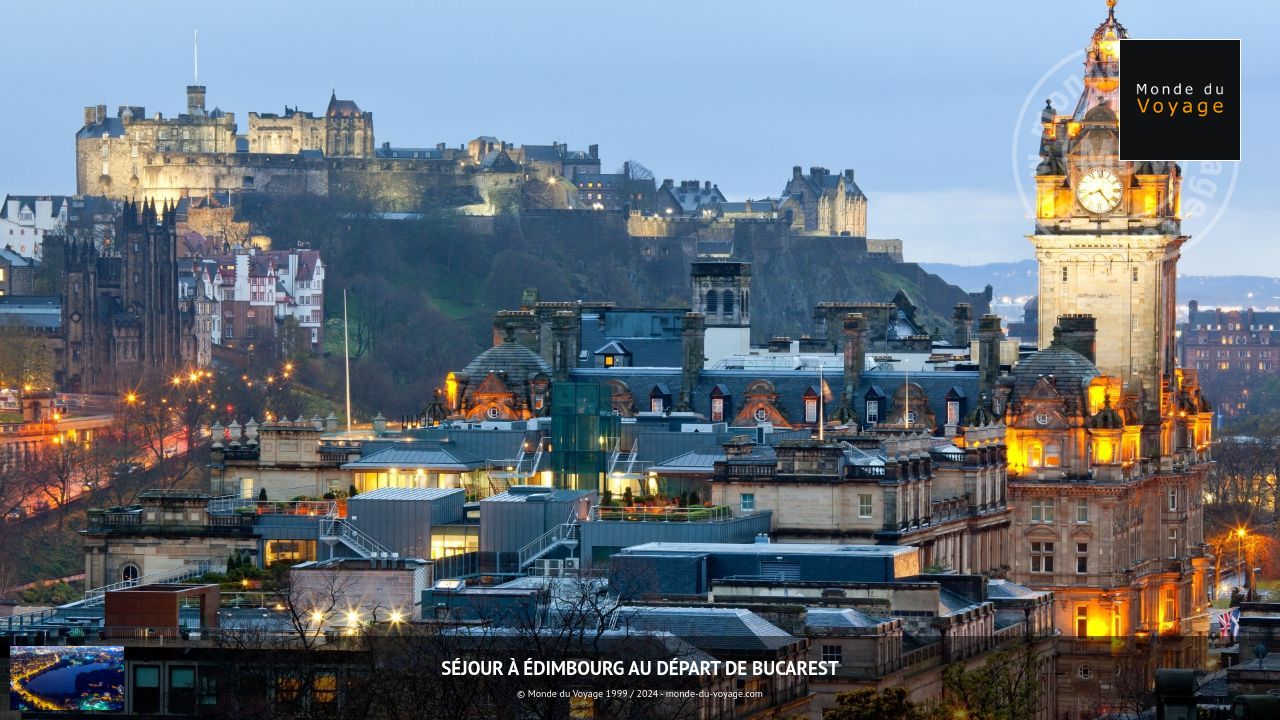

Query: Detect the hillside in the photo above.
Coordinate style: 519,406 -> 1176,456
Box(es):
241,196 -> 986,417
924,259 -> 1280,309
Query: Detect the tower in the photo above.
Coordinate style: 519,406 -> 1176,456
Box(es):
186,85 -> 206,117
690,260 -> 751,367
1029,0 -> 1182,429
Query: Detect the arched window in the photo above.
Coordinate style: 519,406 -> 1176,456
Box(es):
121,563 -> 140,583
1027,441 -> 1044,468
705,290 -> 718,314
722,290 -> 735,314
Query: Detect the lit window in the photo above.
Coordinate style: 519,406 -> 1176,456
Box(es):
1027,441 -> 1044,467
804,396 -> 818,424
1076,606 -> 1089,637
946,400 -> 960,425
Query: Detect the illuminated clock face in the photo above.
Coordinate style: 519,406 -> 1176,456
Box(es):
1076,167 -> 1124,214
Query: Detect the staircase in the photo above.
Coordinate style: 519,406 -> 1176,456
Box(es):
3,560 -> 224,631
319,514 -> 394,560
517,508 -> 581,571
488,438 -> 548,496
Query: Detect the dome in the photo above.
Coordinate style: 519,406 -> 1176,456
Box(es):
461,341 -> 553,396
1007,342 -> 1101,418
1088,394 -> 1124,429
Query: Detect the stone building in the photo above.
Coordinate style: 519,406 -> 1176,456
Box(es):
53,199 -> 205,393
1179,301 -> 1280,417
1006,6 -> 1216,715
780,166 -> 867,236
0,246 -> 36,296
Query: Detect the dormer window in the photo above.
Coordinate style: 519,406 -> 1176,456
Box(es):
865,399 -> 880,425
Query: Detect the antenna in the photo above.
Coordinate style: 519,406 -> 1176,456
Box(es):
193,30 -> 199,83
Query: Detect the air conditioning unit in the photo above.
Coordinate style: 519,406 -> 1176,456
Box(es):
563,558 -> 580,571
535,559 -> 564,577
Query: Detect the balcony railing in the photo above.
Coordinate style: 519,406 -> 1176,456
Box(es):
590,504 -> 737,523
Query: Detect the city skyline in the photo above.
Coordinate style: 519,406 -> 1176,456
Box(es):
0,0 -> 1274,275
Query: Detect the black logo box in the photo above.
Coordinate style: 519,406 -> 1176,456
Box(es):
1119,39 -> 1240,162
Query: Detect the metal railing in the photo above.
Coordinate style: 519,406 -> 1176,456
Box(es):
517,508 -> 580,569
319,516 -> 393,559
590,504 -> 735,523
77,560 -> 221,606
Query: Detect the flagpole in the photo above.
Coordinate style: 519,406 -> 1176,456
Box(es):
343,289 -> 352,434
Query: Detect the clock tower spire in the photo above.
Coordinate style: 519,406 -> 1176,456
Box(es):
1028,1 -> 1184,446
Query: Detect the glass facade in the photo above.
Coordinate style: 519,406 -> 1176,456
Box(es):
550,382 -> 620,492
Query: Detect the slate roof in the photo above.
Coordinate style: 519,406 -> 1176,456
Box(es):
520,145 -> 564,163
615,606 -> 798,652
569,366 -> 978,433
326,92 -> 363,117
0,248 -> 36,267
342,444 -> 485,471
76,117 -> 126,139
939,588 -> 984,615
1006,342 -> 1099,417
804,607 -> 885,629
0,295 -> 60,330
375,147 -> 444,159
1,195 -> 69,219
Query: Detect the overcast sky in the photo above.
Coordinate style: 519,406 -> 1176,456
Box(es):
1,0 -> 1274,275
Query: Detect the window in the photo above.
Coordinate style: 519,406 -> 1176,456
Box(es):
1076,499 -> 1089,523
711,397 -> 724,422
169,666 -> 197,714
1078,665 -> 1093,680
754,408 -> 768,422
859,493 -> 873,518
722,290 -> 734,314
1027,441 -> 1044,467
651,396 -> 664,413
1031,542 -> 1054,573
1168,528 -> 1179,558
865,400 -> 879,424
134,665 -> 161,713
1031,499 -> 1054,523
1164,588 -> 1177,624
741,493 -> 755,512
705,290 -> 718,314
1167,486 -> 1178,511
1061,267 -> 1069,282
1132,267 -> 1139,282
804,396 -> 819,423
821,645 -> 843,664
1045,443 -> 1062,467
603,354 -> 615,368
121,562 -> 140,583
1076,606 -> 1089,637
1077,543 -> 1089,574
946,400 -> 960,425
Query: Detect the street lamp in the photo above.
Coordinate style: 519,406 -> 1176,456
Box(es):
1237,527 -> 1250,601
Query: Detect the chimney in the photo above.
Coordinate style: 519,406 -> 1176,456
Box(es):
841,313 -> 867,402
1188,299 -> 1198,315
1055,314 -> 1097,363
96,105 -> 107,124
551,310 -> 579,382
372,412 -> 387,434
952,303 -> 973,346
704,180 -> 711,191
844,169 -> 854,182
767,337 -> 792,353
792,166 -> 803,179
325,413 -> 338,432
676,312 -> 705,411
83,106 -> 98,127
588,143 -> 598,160
976,314 -> 1003,406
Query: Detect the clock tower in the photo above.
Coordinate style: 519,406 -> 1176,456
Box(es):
1029,0 -> 1184,434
